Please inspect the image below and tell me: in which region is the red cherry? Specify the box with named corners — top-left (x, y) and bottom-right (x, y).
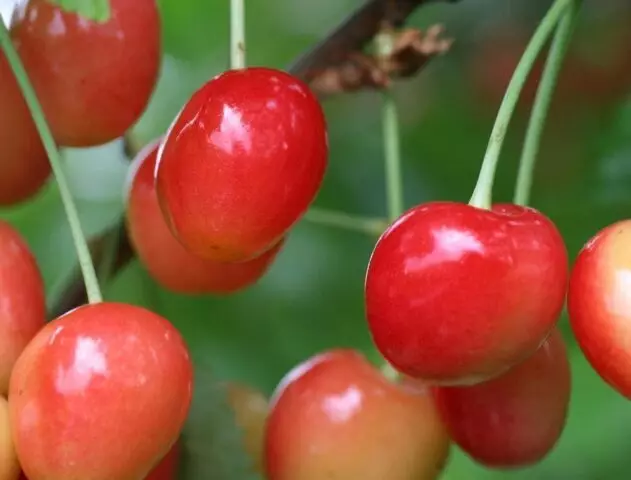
top-left (432, 328), bottom-right (570, 468)
top-left (126, 139), bottom-right (284, 294)
top-left (0, 52), bottom-right (49, 206)
top-left (145, 441), bottom-right (180, 480)
top-left (155, 67), bottom-right (328, 262)
top-left (9, 302), bottom-right (193, 480)
top-left (0, 220), bottom-right (45, 395)
top-left (567, 219), bottom-right (631, 398)
top-left (365, 201), bottom-right (568, 385)
top-left (1, 397), bottom-right (20, 480)
top-left (264, 349), bottom-right (451, 480)
top-left (10, 0), bottom-right (161, 147)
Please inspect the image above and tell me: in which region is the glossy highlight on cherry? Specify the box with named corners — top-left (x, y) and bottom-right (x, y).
top-left (365, 201), bottom-right (568, 385)
top-left (155, 67), bottom-right (328, 262)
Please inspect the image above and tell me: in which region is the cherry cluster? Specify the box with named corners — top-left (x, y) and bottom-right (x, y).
top-left (1, 0), bottom-right (630, 479)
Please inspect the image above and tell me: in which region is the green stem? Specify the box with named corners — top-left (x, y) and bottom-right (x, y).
top-left (514, 1), bottom-right (580, 206)
top-left (375, 31), bottom-right (405, 221)
top-left (0, 23), bottom-right (103, 304)
top-left (469, 0), bottom-right (571, 209)
top-left (230, 0), bottom-right (246, 69)
top-left (303, 208), bottom-right (388, 236)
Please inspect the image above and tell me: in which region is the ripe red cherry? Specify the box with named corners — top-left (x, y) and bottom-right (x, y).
top-left (155, 67), bottom-right (328, 262)
top-left (225, 382), bottom-right (269, 473)
top-left (9, 302), bottom-right (193, 480)
top-left (1, 397), bottom-right (20, 480)
top-left (432, 328), bottom-right (570, 468)
top-left (264, 349), bottom-right (451, 479)
top-left (126, 139), bottom-right (284, 294)
top-left (145, 441), bottom-right (180, 480)
top-left (0, 220), bottom-right (45, 395)
top-left (567, 219), bottom-right (631, 398)
top-left (365, 201), bottom-right (568, 385)
top-left (10, 0), bottom-right (161, 147)
top-left (0, 52), bottom-right (49, 206)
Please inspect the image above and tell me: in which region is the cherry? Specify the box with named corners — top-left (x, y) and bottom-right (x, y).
top-left (0, 220), bottom-right (45, 395)
top-left (567, 219), bottom-right (631, 399)
top-left (155, 67), bottom-right (328, 262)
top-left (0, 52), bottom-right (49, 206)
top-left (10, 0), bottom-right (161, 147)
top-left (264, 349), bottom-right (451, 480)
top-left (0, 397), bottom-right (20, 480)
top-left (432, 328), bottom-right (570, 468)
top-left (145, 441), bottom-right (180, 480)
top-left (365, 201), bottom-right (568, 385)
top-left (9, 302), bottom-right (193, 480)
top-left (126, 139), bottom-right (284, 295)
top-left (225, 382), bottom-right (269, 473)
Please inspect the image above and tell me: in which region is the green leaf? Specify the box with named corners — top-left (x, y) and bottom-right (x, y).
top-left (50, 0), bottom-right (111, 23)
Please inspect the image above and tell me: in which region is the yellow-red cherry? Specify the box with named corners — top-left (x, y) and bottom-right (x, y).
top-left (264, 349), bottom-right (451, 480)
top-left (155, 67), bottom-right (328, 262)
top-left (1, 397), bottom-right (20, 480)
top-left (10, 0), bottom-right (161, 147)
top-left (365, 202), bottom-right (568, 385)
top-left (126, 139), bottom-right (284, 295)
top-left (432, 329), bottom-right (570, 468)
top-left (568, 219), bottom-right (631, 399)
top-left (0, 52), bottom-right (49, 206)
top-left (0, 220), bottom-right (45, 395)
top-left (9, 302), bottom-right (193, 480)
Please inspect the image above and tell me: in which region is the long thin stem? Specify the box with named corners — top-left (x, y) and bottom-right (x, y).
top-left (304, 208), bottom-right (388, 236)
top-left (382, 89), bottom-right (404, 221)
top-left (0, 23), bottom-right (103, 304)
top-left (514, 1), bottom-right (580, 206)
top-left (230, 0), bottom-right (246, 69)
top-left (468, 0), bottom-right (571, 210)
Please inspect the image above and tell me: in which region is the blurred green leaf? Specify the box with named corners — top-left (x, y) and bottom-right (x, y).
top-left (50, 0), bottom-right (111, 23)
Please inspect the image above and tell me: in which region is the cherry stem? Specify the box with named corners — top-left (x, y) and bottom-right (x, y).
top-left (230, 0), bottom-right (246, 69)
top-left (0, 22), bottom-right (103, 304)
top-left (468, 0), bottom-right (571, 210)
top-left (375, 29), bottom-right (405, 222)
top-left (304, 208), bottom-right (388, 236)
top-left (513, 1), bottom-right (581, 206)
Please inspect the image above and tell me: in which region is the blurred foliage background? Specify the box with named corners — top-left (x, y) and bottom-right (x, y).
top-left (2, 0), bottom-right (631, 478)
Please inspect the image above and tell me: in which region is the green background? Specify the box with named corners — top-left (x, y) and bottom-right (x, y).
top-left (4, 0), bottom-right (631, 478)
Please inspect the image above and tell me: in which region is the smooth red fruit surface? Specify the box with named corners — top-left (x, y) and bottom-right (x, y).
top-left (365, 201), bottom-right (568, 385)
top-left (126, 139), bottom-right (283, 294)
top-left (432, 329), bottom-right (570, 468)
top-left (0, 52), bottom-right (50, 206)
top-left (568, 219), bottom-right (631, 398)
top-left (0, 221), bottom-right (45, 395)
top-left (9, 302), bottom-right (193, 480)
top-left (10, 0), bottom-right (161, 147)
top-left (225, 382), bottom-right (268, 473)
top-left (145, 441), bottom-right (180, 480)
top-left (0, 397), bottom-right (20, 480)
top-left (155, 67), bottom-right (328, 262)
top-left (265, 349), bottom-right (451, 480)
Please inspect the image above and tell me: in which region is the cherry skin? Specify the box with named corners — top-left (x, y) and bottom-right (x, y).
top-left (225, 382), bottom-right (269, 473)
top-left (567, 219), bottom-right (631, 399)
top-left (144, 441), bottom-right (180, 480)
top-left (365, 201), bottom-right (568, 385)
top-left (126, 139), bottom-right (284, 295)
top-left (264, 349), bottom-right (451, 480)
top-left (10, 0), bottom-right (161, 147)
top-left (0, 52), bottom-right (50, 206)
top-left (0, 220), bottom-right (45, 395)
top-left (9, 302), bottom-right (193, 480)
top-left (0, 397), bottom-right (20, 480)
top-left (155, 67), bottom-right (328, 262)
top-left (432, 328), bottom-right (570, 468)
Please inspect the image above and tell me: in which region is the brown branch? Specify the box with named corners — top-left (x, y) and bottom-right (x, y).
top-left (50, 0), bottom-right (460, 318)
